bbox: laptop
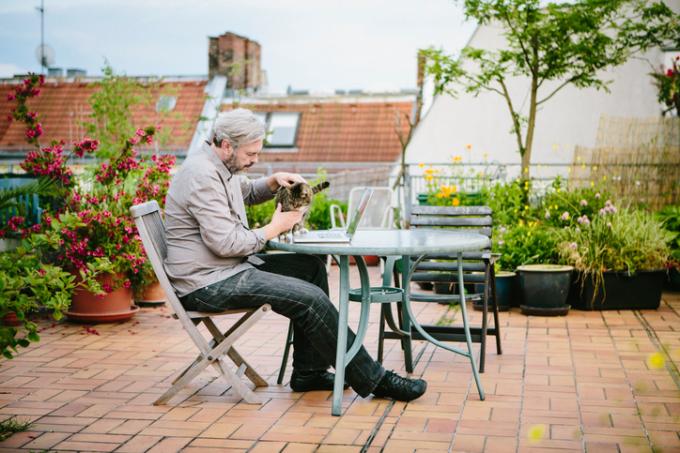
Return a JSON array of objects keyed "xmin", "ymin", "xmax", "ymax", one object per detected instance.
[{"xmin": 293, "ymin": 188, "xmax": 374, "ymax": 243}]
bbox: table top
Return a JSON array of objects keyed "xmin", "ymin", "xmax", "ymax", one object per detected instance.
[{"xmin": 267, "ymin": 229, "xmax": 490, "ymax": 256}]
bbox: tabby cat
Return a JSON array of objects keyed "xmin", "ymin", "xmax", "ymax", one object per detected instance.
[{"xmin": 275, "ymin": 181, "xmax": 330, "ymax": 235}]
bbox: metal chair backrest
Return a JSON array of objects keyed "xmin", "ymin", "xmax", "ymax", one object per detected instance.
[
  {"xmin": 349, "ymin": 186, "xmax": 393, "ymax": 229},
  {"xmin": 409, "ymin": 205, "xmax": 493, "ymax": 246}
]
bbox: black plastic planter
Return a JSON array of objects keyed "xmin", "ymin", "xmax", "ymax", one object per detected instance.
[
  {"xmin": 473, "ymin": 271, "xmax": 516, "ymax": 312},
  {"xmin": 572, "ymin": 270, "xmax": 665, "ymax": 310},
  {"xmin": 517, "ymin": 264, "xmax": 574, "ymax": 316}
]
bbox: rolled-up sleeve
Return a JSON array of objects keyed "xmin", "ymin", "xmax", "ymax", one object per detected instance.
[
  {"xmin": 187, "ymin": 175, "xmax": 267, "ymax": 257},
  {"xmin": 241, "ymin": 176, "xmax": 275, "ymax": 206}
]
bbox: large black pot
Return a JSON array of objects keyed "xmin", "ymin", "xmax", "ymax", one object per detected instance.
[
  {"xmin": 572, "ymin": 270, "xmax": 665, "ymax": 310},
  {"xmin": 517, "ymin": 264, "xmax": 574, "ymax": 316}
]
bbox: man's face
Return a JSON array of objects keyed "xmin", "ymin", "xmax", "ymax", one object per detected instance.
[{"xmin": 223, "ymin": 139, "xmax": 262, "ymax": 173}]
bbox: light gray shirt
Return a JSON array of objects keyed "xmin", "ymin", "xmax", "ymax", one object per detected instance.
[{"xmin": 164, "ymin": 142, "xmax": 274, "ymax": 297}]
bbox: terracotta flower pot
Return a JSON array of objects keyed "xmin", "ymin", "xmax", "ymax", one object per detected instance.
[
  {"xmin": 67, "ymin": 273, "xmax": 138, "ymax": 323},
  {"xmin": 135, "ymin": 280, "xmax": 167, "ymax": 306},
  {"xmin": 1, "ymin": 311, "xmax": 21, "ymax": 327}
]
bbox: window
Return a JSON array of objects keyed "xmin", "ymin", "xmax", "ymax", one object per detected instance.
[
  {"xmin": 256, "ymin": 112, "xmax": 301, "ymax": 148},
  {"xmin": 156, "ymin": 95, "xmax": 177, "ymax": 113}
]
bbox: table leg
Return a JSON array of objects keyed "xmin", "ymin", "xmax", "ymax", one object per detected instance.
[
  {"xmin": 456, "ymin": 252, "xmax": 485, "ymax": 401},
  {"xmin": 332, "ymin": 255, "xmax": 350, "ymax": 416},
  {"xmin": 400, "ymin": 254, "xmax": 485, "ymax": 400}
]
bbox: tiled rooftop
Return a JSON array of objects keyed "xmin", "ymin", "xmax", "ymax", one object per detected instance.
[
  {"xmin": 0, "ymin": 264, "xmax": 679, "ymax": 452},
  {"xmin": 0, "ymin": 80, "xmax": 208, "ymax": 152},
  {"xmin": 228, "ymin": 100, "xmax": 413, "ymax": 164}
]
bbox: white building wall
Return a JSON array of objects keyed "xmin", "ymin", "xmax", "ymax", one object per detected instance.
[{"xmin": 406, "ymin": 11, "xmax": 679, "ymax": 174}]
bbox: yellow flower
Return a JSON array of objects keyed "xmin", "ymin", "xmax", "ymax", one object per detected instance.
[
  {"xmin": 424, "ymin": 168, "xmax": 434, "ymax": 175},
  {"xmin": 452, "ymin": 155, "xmax": 462, "ymax": 163},
  {"xmin": 593, "ymin": 165, "xmax": 598, "ymax": 172},
  {"xmin": 647, "ymin": 352, "xmax": 665, "ymax": 369},
  {"xmin": 528, "ymin": 424, "xmax": 546, "ymax": 443},
  {"xmin": 482, "ymin": 152, "xmax": 489, "ymax": 160},
  {"xmin": 602, "ymin": 175, "xmax": 608, "ymax": 182},
  {"xmin": 425, "ymin": 175, "xmax": 433, "ymax": 182},
  {"xmin": 418, "ymin": 163, "xmax": 425, "ymax": 168},
  {"xmin": 451, "ymin": 197, "xmax": 460, "ymax": 206},
  {"xmin": 523, "ymin": 167, "xmax": 529, "ymax": 174},
  {"xmin": 590, "ymin": 180, "xmax": 595, "ymax": 188},
  {"xmin": 551, "ymin": 144, "xmax": 559, "ymax": 151}
]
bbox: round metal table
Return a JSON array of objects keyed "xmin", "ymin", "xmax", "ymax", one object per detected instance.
[{"xmin": 268, "ymin": 229, "xmax": 490, "ymax": 415}]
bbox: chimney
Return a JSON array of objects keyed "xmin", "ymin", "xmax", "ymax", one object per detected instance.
[{"xmin": 208, "ymin": 32, "xmax": 262, "ymax": 92}]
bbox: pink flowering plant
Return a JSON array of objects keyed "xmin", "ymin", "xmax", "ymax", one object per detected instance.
[
  {"xmin": 5, "ymin": 73, "xmax": 175, "ymax": 297},
  {"xmin": 27, "ymin": 126, "xmax": 172, "ymax": 294},
  {"xmin": 650, "ymin": 56, "xmax": 680, "ymax": 117}
]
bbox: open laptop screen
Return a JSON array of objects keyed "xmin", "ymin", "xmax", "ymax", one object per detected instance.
[{"xmin": 346, "ymin": 188, "xmax": 373, "ymax": 238}]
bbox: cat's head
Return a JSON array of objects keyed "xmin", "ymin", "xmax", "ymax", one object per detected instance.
[{"xmin": 290, "ymin": 182, "xmax": 314, "ymax": 205}]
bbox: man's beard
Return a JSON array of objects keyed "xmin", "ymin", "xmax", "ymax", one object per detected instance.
[{"xmin": 225, "ymin": 154, "xmax": 250, "ymax": 173}]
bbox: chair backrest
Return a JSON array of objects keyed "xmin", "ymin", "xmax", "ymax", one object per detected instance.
[
  {"xmin": 409, "ymin": 205, "xmax": 493, "ymax": 240},
  {"xmin": 130, "ymin": 201, "xmax": 188, "ymax": 321},
  {"xmin": 347, "ymin": 186, "xmax": 393, "ymax": 229}
]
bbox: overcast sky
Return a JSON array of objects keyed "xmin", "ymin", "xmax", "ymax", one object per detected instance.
[{"xmin": 0, "ymin": 0, "xmax": 476, "ymax": 93}]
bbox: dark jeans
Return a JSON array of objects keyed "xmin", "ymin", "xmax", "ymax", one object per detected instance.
[{"xmin": 180, "ymin": 253, "xmax": 385, "ymax": 397}]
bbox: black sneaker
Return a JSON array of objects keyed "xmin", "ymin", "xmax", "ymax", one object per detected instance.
[
  {"xmin": 372, "ymin": 370, "xmax": 427, "ymax": 401},
  {"xmin": 290, "ymin": 370, "xmax": 349, "ymax": 392}
]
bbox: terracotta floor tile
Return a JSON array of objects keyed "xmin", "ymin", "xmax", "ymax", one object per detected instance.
[{"xmin": 0, "ymin": 266, "xmax": 678, "ymax": 452}]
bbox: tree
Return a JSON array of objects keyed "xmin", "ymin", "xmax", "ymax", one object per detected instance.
[{"xmin": 423, "ymin": 0, "xmax": 679, "ymax": 178}]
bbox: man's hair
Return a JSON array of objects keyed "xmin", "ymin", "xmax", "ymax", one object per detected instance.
[{"xmin": 211, "ymin": 108, "xmax": 265, "ymax": 148}]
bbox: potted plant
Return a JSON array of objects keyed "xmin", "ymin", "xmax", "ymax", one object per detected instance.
[
  {"xmin": 494, "ymin": 221, "xmax": 572, "ymax": 315},
  {"xmin": 559, "ymin": 204, "xmax": 671, "ymax": 310},
  {"xmin": 0, "ymin": 246, "xmax": 75, "ymax": 359},
  {"xmin": 656, "ymin": 205, "xmax": 680, "ymax": 290}
]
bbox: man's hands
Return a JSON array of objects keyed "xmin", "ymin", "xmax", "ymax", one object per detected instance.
[
  {"xmin": 263, "ymin": 203, "xmax": 304, "ymax": 240},
  {"xmin": 267, "ymin": 172, "xmax": 307, "ymax": 192}
]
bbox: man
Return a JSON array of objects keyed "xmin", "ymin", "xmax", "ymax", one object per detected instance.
[{"xmin": 164, "ymin": 108, "xmax": 426, "ymax": 401}]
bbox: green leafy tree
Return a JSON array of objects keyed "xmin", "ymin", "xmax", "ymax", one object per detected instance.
[
  {"xmin": 83, "ymin": 64, "xmax": 150, "ymax": 159},
  {"xmin": 424, "ymin": 0, "xmax": 679, "ymax": 178}
]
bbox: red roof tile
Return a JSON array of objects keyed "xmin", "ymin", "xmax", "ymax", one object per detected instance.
[
  {"xmin": 224, "ymin": 99, "xmax": 413, "ymax": 163},
  {"xmin": 0, "ymin": 79, "xmax": 207, "ymax": 152}
]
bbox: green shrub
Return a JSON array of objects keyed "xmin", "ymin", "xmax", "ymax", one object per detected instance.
[
  {"xmin": 0, "ymin": 246, "xmax": 75, "ymax": 359},
  {"xmin": 482, "ymin": 179, "xmax": 528, "ymax": 226},
  {"xmin": 246, "ymin": 199, "xmax": 276, "ymax": 228},
  {"xmin": 539, "ymin": 179, "xmax": 612, "ymax": 228},
  {"xmin": 307, "ymin": 192, "xmax": 346, "ymax": 230},
  {"xmin": 656, "ymin": 204, "xmax": 680, "ymax": 264},
  {"xmin": 493, "ymin": 221, "xmax": 563, "ymax": 271}
]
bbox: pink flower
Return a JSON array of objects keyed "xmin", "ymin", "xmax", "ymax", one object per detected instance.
[
  {"xmin": 135, "ymin": 128, "xmax": 146, "ymax": 137},
  {"xmin": 579, "ymin": 199, "xmax": 588, "ymax": 207},
  {"xmin": 667, "ymin": 69, "xmax": 675, "ymax": 77},
  {"xmin": 6, "ymin": 93, "xmax": 15, "ymax": 101},
  {"xmin": 577, "ymin": 215, "xmax": 590, "ymax": 225},
  {"xmin": 560, "ymin": 211, "xmax": 570, "ymax": 221}
]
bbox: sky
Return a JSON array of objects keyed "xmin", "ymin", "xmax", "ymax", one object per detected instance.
[{"xmin": 0, "ymin": 0, "xmax": 476, "ymax": 93}]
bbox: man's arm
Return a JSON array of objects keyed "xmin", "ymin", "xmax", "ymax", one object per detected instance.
[{"xmin": 241, "ymin": 172, "xmax": 307, "ymax": 206}]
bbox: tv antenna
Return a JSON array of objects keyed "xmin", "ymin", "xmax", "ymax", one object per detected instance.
[{"xmin": 35, "ymin": 0, "xmax": 52, "ymax": 72}]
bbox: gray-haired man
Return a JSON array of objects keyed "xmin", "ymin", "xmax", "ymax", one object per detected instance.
[{"xmin": 164, "ymin": 108, "xmax": 426, "ymax": 401}]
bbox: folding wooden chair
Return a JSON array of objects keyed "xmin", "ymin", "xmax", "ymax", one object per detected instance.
[{"xmin": 131, "ymin": 201, "xmax": 269, "ymax": 405}]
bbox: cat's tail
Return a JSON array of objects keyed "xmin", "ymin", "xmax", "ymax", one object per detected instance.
[{"xmin": 311, "ymin": 181, "xmax": 330, "ymax": 194}]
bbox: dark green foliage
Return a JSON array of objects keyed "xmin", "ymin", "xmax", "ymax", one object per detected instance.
[
  {"xmin": 493, "ymin": 222, "xmax": 563, "ymax": 271},
  {"xmin": 0, "ymin": 417, "xmax": 31, "ymax": 442},
  {"xmin": 657, "ymin": 205, "xmax": 680, "ymax": 263}
]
